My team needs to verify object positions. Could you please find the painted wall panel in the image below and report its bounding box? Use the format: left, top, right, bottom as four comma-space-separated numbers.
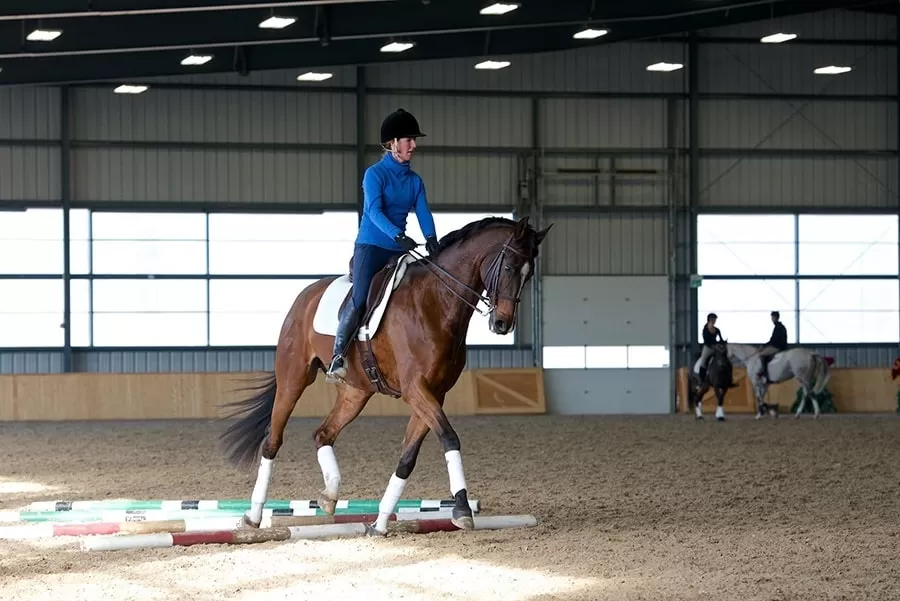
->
542, 275, 670, 346
73, 88, 355, 145
541, 214, 669, 275
540, 99, 667, 149
367, 94, 532, 148
0, 147, 61, 201
544, 369, 671, 414
700, 99, 896, 150
700, 157, 897, 208
366, 43, 686, 94
72, 148, 357, 205
0, 87, 61, 140
700, 44, 896, 96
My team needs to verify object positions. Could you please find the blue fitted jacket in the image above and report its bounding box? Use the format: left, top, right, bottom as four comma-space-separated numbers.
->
356, 153, 436, 251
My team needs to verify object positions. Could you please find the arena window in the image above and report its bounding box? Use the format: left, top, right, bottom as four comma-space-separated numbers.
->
0, 279, 65, 347
697, 278, 797, 344
208, 278, 318, 346
696, 214, 795, 276
91, 279, 208, 346
695, 212, 900, 345
797, 214, 898, 276
798, 279, 899, 344
0, 208, 65, 274
207, 211, 358, 276
90, 211, 207, 275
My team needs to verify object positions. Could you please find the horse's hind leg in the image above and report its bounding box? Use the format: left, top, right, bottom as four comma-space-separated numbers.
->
795, 383, 810, 420
368, 412, 431, 536
244, 363, 317, 528
312, 384, 373, 515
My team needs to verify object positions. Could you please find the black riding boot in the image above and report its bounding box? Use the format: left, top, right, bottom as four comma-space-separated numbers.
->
326, 303, 362, 383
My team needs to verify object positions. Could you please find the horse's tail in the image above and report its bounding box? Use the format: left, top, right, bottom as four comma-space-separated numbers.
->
812, 353, 831, 394
217, 373, 277, 472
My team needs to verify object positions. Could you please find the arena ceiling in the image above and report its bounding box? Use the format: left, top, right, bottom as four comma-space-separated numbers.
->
0, 0, 892, 87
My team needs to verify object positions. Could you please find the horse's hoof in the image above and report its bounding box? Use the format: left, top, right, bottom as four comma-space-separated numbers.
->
365, 523, 387, 538
318, 491, 337, 516
695, 415, 704, 420
452, 515, 475, 530
241, 514, 260, 529
716, 416, 725, 422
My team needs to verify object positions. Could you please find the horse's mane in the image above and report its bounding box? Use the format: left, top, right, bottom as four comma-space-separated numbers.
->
428, 216, 522, 258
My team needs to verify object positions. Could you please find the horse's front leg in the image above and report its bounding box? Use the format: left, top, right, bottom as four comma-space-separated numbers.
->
408, 377, 474, 531
367, 412, 431, 537
714, 387, 726, 421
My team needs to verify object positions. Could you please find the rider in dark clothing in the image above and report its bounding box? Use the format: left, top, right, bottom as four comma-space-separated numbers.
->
757, 311, 788, 381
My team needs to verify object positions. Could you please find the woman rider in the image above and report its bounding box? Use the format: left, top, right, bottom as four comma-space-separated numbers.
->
326, 108, 440, 383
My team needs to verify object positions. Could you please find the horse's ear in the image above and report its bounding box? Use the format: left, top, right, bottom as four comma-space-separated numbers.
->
536, 223, 553, 245
514, 216, 530, 239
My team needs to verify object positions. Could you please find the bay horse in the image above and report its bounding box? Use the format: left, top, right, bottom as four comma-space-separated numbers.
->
217, 216, 551, 536
727, 342, 831, 420
688, 340, 736, 421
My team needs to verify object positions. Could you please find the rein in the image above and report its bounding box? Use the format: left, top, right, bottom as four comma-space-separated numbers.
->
407, 232, 528, 317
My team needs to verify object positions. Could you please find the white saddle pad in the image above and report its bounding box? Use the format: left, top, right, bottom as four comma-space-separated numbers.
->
312, 253, 415, 340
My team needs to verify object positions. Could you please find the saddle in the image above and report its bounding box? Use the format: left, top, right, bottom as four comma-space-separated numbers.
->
344, 253, 404, 330
340, 252, 410, 399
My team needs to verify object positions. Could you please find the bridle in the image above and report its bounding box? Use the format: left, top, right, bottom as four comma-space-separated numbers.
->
408, 231, 531, 317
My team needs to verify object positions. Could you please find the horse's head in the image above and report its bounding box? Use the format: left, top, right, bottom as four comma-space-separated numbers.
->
713, 340, 729, 357
481, 216, 551, 335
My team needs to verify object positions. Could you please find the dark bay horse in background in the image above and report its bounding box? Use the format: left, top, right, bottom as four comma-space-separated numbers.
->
688, 341, 736, 421
218, 216, 551, 536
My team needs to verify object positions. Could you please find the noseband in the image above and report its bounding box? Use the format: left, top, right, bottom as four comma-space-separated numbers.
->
410, 232, 530, 316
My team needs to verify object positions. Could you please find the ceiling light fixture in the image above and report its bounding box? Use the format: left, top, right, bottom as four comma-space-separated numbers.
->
26, 29, 62, 41
259, 15, 296, 29
114, 84, 148, 94
760, 32, 797, 43
380, 41, 415, 53
814, 65, 852, 75
297, 71, 333, 81
181, 54, 213, 66
646, 62, 684, 72
479, 3, 520, 15
573, 27, 609, 40
474, 60, 511, 70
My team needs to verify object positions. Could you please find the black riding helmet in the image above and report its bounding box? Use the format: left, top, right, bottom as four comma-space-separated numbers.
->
380, 108, 426, 144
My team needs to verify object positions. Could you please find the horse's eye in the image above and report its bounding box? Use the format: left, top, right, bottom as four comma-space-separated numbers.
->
504, 265, 514, 273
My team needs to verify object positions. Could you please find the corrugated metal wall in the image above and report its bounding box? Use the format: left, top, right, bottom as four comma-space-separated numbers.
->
1, 8, 897, 376
698, 10, 897, 211
71, 88, 358, 205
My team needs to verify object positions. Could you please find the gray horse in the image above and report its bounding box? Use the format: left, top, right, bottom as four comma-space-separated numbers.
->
727, 342, 831, 419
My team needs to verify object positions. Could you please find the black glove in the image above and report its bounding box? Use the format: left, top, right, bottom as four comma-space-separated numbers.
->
425, 235, 439, 256
394, 233, 417, 252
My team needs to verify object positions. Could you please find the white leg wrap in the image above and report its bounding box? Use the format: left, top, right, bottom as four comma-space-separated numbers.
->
317, 445, 341, 498
374, 473, 407, 533
246, 456, 273, 525
445, 450, 467, 496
